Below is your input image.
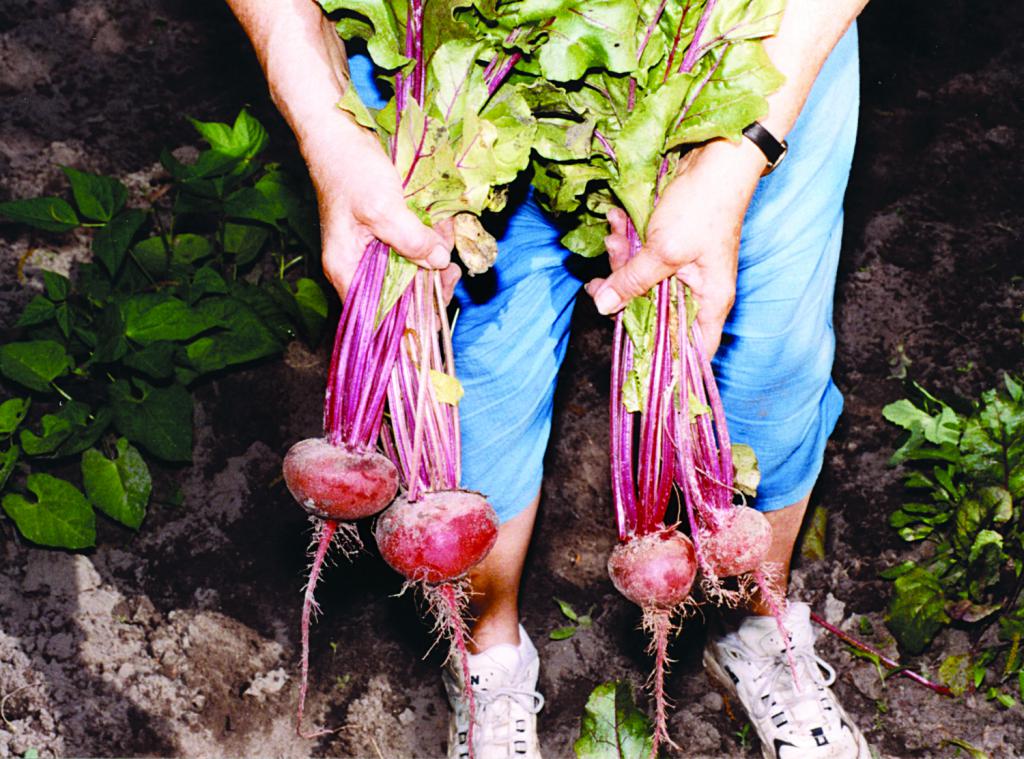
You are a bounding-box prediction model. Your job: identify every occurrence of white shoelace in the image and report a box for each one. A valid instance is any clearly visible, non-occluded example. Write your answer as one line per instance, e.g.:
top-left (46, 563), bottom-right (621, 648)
top-left (748, 649), bottom-right (838, 723)
top-left (471, 686), bottom-right (545, 743)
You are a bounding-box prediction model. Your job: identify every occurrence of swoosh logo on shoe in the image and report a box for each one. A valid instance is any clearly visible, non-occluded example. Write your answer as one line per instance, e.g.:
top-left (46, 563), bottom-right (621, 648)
top-left (773, 738), bottom-right (797, 758)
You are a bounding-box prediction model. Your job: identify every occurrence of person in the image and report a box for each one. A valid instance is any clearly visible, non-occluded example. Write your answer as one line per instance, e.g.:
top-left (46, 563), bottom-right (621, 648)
top-left (227, 0), bottom-right (873, 756)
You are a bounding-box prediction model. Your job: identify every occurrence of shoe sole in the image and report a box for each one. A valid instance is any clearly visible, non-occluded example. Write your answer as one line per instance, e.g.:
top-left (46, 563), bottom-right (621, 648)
top-left (702, 648), bottom-right (873, 759)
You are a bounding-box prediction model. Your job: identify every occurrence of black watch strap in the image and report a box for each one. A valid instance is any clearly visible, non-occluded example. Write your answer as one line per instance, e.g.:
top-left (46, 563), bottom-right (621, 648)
top-left (742, 121), bottom-right (788, 175)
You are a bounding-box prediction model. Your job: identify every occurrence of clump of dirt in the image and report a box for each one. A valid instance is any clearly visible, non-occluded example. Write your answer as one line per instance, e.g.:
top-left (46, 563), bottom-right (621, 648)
top-left (1, 1), bottom-right (1022, 757)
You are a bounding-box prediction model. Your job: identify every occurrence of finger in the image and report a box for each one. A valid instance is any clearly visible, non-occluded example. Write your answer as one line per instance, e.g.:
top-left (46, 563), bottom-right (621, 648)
top-left (434, 216), bottom-right (456, 251)
top-left (584, 277), bottom-right (606, 301)
top-left (440, 263), bottom-right (461, 305)
top-left (606, 206), bottom-right (629, 237)
top-left (365, 204), bottom-right (451, 269)
top-left (591, 249), bottom-right (677, 315)
top-left (604, 232), bottom-right (630, 271)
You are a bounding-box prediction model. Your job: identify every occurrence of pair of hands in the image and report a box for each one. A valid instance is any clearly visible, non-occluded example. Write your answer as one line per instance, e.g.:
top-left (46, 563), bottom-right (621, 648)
top-left (310, 128), bottom-right (765, 357)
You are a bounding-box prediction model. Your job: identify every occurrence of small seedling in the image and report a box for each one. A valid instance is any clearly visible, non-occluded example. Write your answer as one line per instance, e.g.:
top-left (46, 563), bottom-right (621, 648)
top-left (734, 722), bottom-right (752, 750)
top-left (550, 597), bottom-right (594, 641)
top-left (334, 674), bottom-right (351, 691)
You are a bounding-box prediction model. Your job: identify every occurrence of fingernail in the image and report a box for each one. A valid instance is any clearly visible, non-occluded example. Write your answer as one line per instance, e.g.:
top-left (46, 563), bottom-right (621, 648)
top-left (594, 287), bottom-right (621, 315)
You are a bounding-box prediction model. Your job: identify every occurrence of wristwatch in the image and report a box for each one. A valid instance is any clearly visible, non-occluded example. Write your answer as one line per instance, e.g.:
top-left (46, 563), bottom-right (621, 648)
top-left (742, 121), bottom-right (788, 175)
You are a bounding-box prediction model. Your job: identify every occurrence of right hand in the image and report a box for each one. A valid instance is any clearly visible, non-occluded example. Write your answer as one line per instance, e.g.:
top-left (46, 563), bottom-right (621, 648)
top-left (301, 122), bottom-right (460, 300)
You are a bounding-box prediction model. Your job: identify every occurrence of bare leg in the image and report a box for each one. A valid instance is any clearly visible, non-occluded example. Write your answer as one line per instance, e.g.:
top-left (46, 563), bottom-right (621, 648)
top-left (748, 492), bottom-right (810, 616)
top-left (465, 491), bottom-right (541, 653)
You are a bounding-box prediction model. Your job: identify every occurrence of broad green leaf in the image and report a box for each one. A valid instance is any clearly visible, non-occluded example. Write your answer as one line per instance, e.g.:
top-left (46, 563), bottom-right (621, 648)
top-left (0, 398), bottom-right (30, 436)
top-left (190, 109), bottom-right (268, 162)
top-left (611, 75), bottom-right (691, 234)
top-left (430, 370), bottom-right (465, 406)
top-left (561, 214), bottom-right (610, 258)
top-left (337, 86), bottom-right (377, 130)
top-left (169, 233), bottom-right (214, 265)
top-left (0, 197), bottom-right (79, 232)
top-left (120, 294), bottom-right (219, 344)
top-left (293, 278), bottom-right (328, 340)
top-left (537, 0), bottom-right (642, 82)
top-left (622, 294), bottom-right (655, 354)
top-left (54, 303), bottom-right (71, 338)
top-left (669, 41), bottom-right (784, 149)
top-left (886, 566), bottom-right (949, 654)
top-left (42, 270), bottom-right (70, 301)
top-left (0, 340), bottom-right (73, 392)
top-left (92, 303), bottom-right (128, 364)
top-left (16, 296), bottom-right (56, 328)
top-left (53, 406), bottom-right (113, 458)
top-left (223, 222), bottom-right (270, 266)
top-left (732, 442), bottom-right (761, 498)
top-left (81, 438), bottom-right (151, 529)
top-left (532, 160), bottom-right (610, 215)
top-left (969, 529), bottom-right (1003, 564)
top-left (225, 187), bottom-right (280, 225)
top-left (456, 88), bottom-right (537, 214)
top-left (2, 473), bottom-right (95, 549)
top-left (186, 265), bottom-right (229, 304)
top-left (21, 414), bottom-right (74, 456)
top-left (323, 0), bottom-right (411, 71)
top-left (549, 626), bottom-right (576, 641)
top-left (61, 167), bottom-right (127, 222)
top-left (109, 380), bottom-right (193, 462)
top-left (704, 0), bottom-right (785, 48)
top-left (123, 341), bottom-right (177, 379)
top-left (93, 208), bottom-right (147, 275)
top-left (377, 250), bottom-right (418, 326)
top-left (186, 296), bottom-right (283, 375)
top-left (0, 445), bottom-right (18, 491)
top-left (574, 681), bottom-right (654, 759)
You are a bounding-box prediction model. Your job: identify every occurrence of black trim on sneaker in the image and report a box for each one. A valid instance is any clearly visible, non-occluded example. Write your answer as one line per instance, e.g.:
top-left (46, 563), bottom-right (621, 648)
top-left (773, 738), bottom-right (797, 756)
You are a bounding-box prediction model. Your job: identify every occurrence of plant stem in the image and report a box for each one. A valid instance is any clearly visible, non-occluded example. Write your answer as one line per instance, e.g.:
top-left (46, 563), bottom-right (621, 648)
top-left (809, 611), bottom-right (954, 696)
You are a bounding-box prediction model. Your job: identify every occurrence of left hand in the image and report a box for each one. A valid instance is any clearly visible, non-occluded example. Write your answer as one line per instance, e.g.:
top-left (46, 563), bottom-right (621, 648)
top-left (585, 137), bottom-right (766, 357)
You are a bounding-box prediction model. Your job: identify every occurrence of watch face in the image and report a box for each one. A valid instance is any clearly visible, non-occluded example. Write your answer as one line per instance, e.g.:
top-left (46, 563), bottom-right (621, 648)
top-left (767, 141), bottom-right (788, 174)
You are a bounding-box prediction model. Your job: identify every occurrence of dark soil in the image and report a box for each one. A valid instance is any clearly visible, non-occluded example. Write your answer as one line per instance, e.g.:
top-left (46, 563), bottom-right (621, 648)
top-left (1, 1), bottom-right (1022, 757)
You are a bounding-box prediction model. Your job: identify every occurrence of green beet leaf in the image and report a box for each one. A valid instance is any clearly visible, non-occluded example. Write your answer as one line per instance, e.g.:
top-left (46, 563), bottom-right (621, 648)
top-left (2, 473), bottom-right (96, 549)
top-left (0, 340), bottom-right (73, 393)
top-left (574, 681), bottom-right (654, 759)
top-left (322, 0), bottom-right (410, 71)
top-left (61, 167), bottom-right (128, 222)
top-left (886, 566), bottom-right (950, 654)
top-left (668, 41), bottom-right (785, 149)
top-left (0, 197), bottom-right (79, 233)
top-left (81, 438), bottom-right (152, 530)
top-left (109, 379), bottom-right (193, 462)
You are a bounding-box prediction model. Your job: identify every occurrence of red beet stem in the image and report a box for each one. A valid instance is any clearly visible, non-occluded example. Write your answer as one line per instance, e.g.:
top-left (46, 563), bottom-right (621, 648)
top-left (809, 611), bottom-right (954, 696)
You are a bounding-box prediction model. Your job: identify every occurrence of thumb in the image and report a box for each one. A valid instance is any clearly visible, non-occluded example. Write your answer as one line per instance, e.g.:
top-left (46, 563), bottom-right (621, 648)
top-left (590, 247), bottom-right (677, 315)
top-left (371, 205), bottom-right (451, 270)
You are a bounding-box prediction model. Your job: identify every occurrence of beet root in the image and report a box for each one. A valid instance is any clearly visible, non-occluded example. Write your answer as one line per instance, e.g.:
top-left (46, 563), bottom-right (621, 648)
top-left (283, 438), bottom-right (398, 520)
top-left (701, 506), bottom-right (772, 578)
top-left (608, 530), bottom-right (697, 609)
top-left (375, 490), bottom-right (498, 584)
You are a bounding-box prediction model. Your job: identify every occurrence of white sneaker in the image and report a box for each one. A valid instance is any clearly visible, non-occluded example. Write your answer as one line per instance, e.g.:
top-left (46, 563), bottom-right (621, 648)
top-left (703, 602), bottom-right (872, 759)
top-left (443, 625), bottom-right (544, 759)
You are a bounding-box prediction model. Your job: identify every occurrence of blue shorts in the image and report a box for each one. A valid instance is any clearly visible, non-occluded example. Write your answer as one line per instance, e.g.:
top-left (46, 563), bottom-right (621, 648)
top-left (348, 26), bottom-right (859, 521)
